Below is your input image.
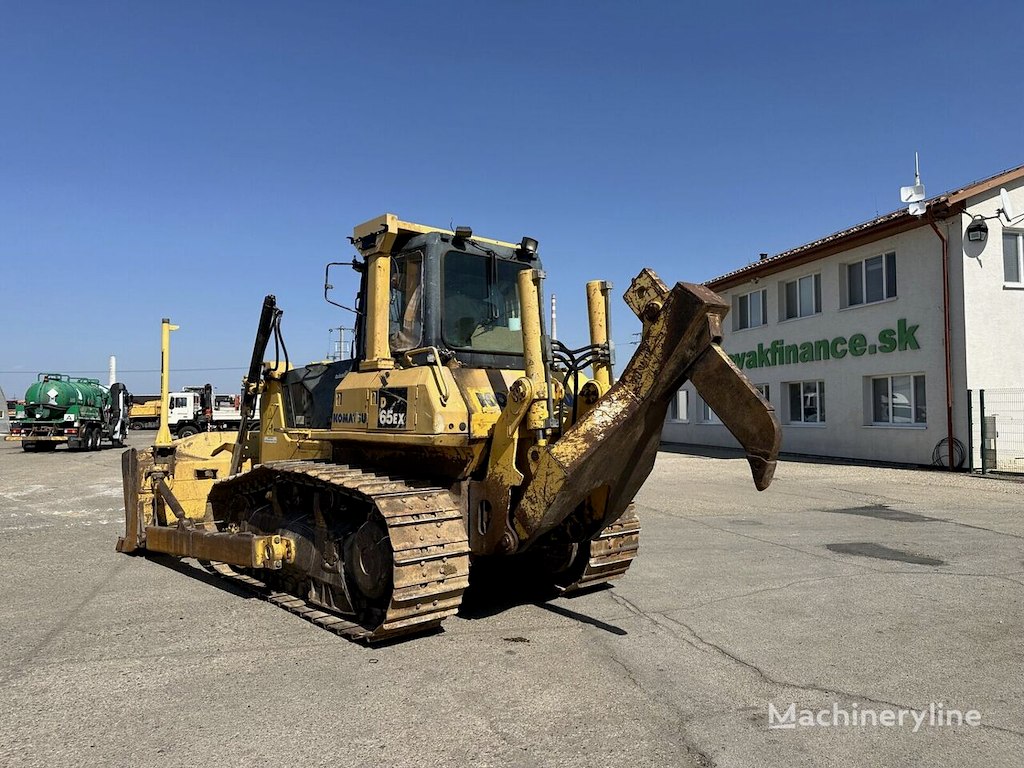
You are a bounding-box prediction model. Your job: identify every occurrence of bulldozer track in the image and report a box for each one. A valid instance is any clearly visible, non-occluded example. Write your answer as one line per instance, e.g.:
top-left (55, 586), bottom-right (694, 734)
top-left (561, 505), bottom-right (641, 593)
top-left (205, 460), bottom-right (470, 643)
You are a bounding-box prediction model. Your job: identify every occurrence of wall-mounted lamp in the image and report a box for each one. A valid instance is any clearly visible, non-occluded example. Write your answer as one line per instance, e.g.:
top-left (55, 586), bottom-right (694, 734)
top-left (962, 188), bottom-right (1021, 248)
top-left (966, 216), bottom-right (989, 242)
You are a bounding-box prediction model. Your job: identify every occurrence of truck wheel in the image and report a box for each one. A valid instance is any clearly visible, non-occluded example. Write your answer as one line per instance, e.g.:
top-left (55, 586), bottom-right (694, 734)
top-left (22, 442), bottom-right (36, 452)
top-left (177, 424), bottom-right (199, 438)
top-left (88, 428), bottom-right (101, 450)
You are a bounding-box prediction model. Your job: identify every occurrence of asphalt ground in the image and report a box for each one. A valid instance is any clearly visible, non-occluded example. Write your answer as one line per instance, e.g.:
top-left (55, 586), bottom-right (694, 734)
top-left (0, 432), bottom-right (1021, 767)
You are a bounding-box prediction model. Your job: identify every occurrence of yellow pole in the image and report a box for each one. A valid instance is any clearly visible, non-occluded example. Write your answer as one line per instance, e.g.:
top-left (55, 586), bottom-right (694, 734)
top-left (154, 317), bottom-right (179, 447)
top-left (586, 280), bottom-right (614, 388)
top-left (359, 253), bottom-right (395, 371)
top-left (517, 269), bottom-right (549, 435)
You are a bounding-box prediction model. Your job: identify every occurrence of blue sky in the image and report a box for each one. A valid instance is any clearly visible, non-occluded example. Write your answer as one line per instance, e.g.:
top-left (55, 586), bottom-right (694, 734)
top-left (1, 1), bottom-right (1020, 398)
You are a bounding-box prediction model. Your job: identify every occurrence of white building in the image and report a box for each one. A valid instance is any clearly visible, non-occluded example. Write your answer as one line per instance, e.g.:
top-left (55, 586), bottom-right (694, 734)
top-left (664, 164), bottom-right (1024, 468)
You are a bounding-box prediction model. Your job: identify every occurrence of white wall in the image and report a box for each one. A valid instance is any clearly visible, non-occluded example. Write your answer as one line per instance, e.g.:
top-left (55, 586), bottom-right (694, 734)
top-left (664, 221), bottom-right (966, 466)
top-left (957, 180), bottom-right (1024, 469)
top-left (960, 179), bottom-right (1024, 389)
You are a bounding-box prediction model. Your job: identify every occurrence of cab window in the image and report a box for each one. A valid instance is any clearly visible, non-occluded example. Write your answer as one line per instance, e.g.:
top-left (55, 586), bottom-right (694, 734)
top-left (389, 252), bottom-right (423, 353)
top-left (442, 251), bottom-right (527, 353)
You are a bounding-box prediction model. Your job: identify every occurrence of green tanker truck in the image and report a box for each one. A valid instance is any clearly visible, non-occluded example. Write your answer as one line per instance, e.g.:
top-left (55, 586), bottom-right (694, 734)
top-left (5, 374), bottom-right (130, 452)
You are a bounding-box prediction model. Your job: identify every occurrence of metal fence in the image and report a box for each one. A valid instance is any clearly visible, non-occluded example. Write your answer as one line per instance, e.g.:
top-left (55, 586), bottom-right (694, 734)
top-left (969, 388), bottom-right (1024, 473)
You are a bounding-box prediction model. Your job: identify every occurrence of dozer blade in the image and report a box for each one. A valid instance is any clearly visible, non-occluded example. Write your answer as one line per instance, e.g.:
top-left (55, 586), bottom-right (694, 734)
top-left (116, 432), bottom-right (242, 554)
top-left (512, 270), bottom-right (781, 544)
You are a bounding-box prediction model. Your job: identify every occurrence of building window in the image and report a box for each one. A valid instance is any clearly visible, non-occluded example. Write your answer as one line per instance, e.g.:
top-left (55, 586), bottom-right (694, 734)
top-left (1003, 232), bottom-right (1023, 284)
top-left (871, 374), bottom-right (926, 425)
top-left (735, 288), bottom-right (767, 330)
top-left (787, 380), bottom-right (825, 424)
top-left (755, 383), bottom-right (770, 402)
top-left (668, 389), bottom-right (689, 422)
top-left (782, 274), bottom-right (821, 319)
top-left (698, 397), bottom-right (721, 424)
top-left (846, 251), bottom-right (896, 306)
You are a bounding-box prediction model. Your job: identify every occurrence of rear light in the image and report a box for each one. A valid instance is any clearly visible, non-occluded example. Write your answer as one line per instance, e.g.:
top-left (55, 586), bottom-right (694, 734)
top-left (65, 428), bottom-right (78, 435)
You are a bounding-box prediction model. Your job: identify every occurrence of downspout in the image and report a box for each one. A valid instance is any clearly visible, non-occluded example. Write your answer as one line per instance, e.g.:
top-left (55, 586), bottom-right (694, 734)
top-left (927, 219), bottom-right (955, 470)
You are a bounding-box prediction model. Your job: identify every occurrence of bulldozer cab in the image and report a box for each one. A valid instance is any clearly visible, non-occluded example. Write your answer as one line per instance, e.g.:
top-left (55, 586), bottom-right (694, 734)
top-left (342, 217), bottom-right (542, 371)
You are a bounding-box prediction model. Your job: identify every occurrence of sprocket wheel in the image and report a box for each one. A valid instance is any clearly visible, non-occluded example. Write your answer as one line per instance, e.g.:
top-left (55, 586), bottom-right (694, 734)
top-left (344, 514), bottom-right (394, 622)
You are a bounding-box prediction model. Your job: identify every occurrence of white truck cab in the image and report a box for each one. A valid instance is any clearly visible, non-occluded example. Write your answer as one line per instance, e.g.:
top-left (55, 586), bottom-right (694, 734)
top-left (167, 386), bottom-right (255, 438)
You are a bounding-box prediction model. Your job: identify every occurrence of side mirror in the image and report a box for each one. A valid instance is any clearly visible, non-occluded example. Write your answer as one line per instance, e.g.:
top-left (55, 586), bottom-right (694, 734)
top-left (324, 261), bottom-right (361, 313)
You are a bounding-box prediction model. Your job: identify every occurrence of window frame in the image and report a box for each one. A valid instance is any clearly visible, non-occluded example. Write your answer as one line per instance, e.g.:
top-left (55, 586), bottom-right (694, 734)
top-left (786, 380), bottom-right (825, 425)
top-left (667, 389), bottom-right (689, 422)
top-left (440, 249), bottom-right (530, 353)
top-left (869, 373), bottom-right (927, 427)
top-left (697, 396), bottom-right (721, 424)
top-left (1002, 230), bottom-right (1024, 286)
top-left (845, 251), bottom-right (897, 308)
top-left (390, 250), bottom-right (425, 353)
top-left (782, 273), bottom-right (822, 320)
top-left (735, 287), bottom-right (768, 331)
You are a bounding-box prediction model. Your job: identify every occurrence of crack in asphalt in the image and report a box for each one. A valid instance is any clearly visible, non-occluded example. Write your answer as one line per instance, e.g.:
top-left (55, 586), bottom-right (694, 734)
top-left (611, 504), bottom-right (1024, 741)
top-left (0, 557), bottom-right (131, 687)
top-left (647, 503), bottom-right (1024, 587)
top-left (608, 654), bottom-right (644, 690)
top-left (680, 570), bottom-right (1024, 613)
top-left (665, 510), bottom-right (885, 569)
top-left (646, 610), bottom-right (1024, 740)
top-left (679, 573), bottom-right (865, 610)
top-left (606, 650), bottom-right (716, 767)
top-left (944, 520), bottom-right (1024, 541)
top-left (834, 487), bottom-right (1024, 542)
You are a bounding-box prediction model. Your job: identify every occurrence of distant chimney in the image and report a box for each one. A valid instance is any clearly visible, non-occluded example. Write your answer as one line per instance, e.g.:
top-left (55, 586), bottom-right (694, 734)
top-left (109, 355), bottom-right (116, 386)
top-left (759, 253), bottom-right (768, 261)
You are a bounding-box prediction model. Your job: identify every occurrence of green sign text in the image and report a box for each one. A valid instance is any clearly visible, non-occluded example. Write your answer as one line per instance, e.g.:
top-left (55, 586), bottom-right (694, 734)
top-left (730, 319), bottom-right (920, 370)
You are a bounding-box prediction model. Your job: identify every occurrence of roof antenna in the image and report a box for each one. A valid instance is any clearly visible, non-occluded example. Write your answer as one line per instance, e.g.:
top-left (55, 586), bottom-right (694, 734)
top-left (900, 152), bottom-right (927, 216)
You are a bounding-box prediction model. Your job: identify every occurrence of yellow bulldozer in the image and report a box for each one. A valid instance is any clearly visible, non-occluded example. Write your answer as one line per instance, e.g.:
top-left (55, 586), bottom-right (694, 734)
top-left (118, 214), bottom-right (781, 642)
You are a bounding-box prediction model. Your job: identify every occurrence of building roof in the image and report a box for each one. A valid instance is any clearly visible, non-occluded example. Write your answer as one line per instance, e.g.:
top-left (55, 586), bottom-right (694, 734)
top-left (707, 162), bottom-right (1024, 292)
